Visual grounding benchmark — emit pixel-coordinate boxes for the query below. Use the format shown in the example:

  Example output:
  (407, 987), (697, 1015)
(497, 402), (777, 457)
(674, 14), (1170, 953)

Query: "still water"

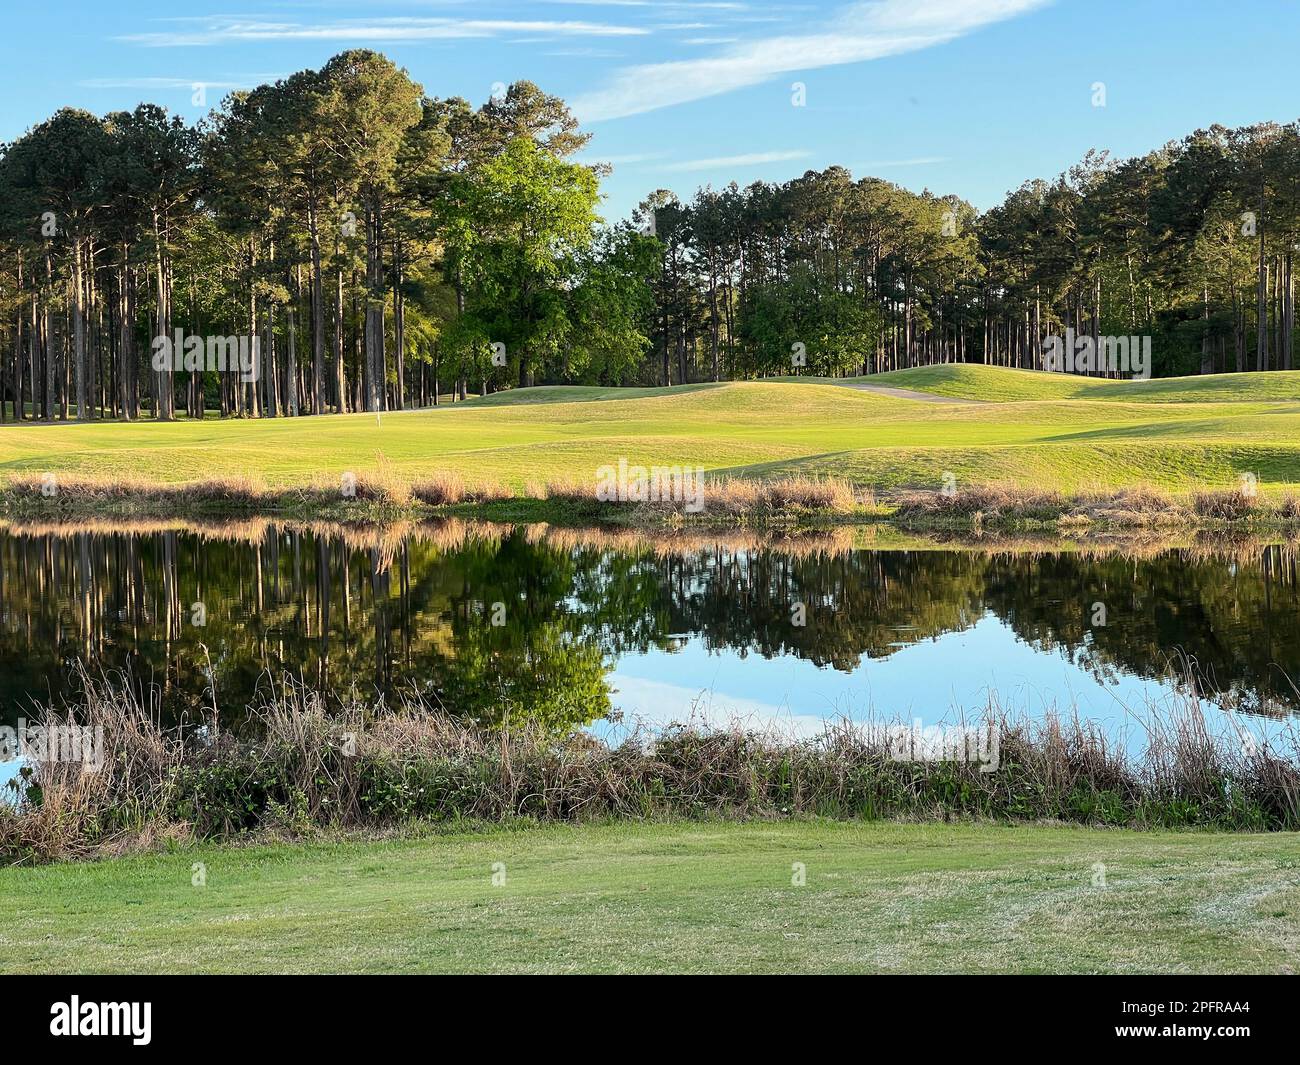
(0, 522), (1296, 752)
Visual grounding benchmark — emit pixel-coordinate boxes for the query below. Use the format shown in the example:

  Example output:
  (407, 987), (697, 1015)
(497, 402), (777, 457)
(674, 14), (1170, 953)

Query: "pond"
(0, 522), (1296, 755)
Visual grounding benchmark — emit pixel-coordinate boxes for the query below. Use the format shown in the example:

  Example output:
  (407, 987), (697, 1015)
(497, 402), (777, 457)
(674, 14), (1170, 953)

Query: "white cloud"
(572, 0), (1049, 121)
(660, 149), (810, 171)
(121, 17), (649, 47)
(544, 48), (628, 58)
(851, 155), (949, 168)
(582, 150), (672, 165)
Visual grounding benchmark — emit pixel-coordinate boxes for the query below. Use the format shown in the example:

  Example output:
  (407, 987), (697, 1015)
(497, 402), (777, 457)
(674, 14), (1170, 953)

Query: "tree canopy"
(0, 53), (1297, 424)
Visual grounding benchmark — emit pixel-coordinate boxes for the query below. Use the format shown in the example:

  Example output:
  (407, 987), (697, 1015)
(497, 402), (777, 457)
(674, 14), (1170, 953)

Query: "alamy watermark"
(862, 720), (999, 772)
(50, 997), (151, 1046)
(0, 718), (104, 773)
(151, 330), (261, 383)
(1042, 328), (1151, 380)
(596, 459), (705, 513)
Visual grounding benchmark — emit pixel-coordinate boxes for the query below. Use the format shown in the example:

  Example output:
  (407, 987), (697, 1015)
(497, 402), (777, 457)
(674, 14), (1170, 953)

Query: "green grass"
(3, 820), (1296, 973)
(3, 366), (1300, 497)
(870, 364), (1300, 404)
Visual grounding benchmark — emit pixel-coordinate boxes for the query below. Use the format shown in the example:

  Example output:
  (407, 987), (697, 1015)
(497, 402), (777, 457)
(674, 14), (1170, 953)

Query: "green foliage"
(0, 61), (655, 417)
(2, 59), (1296, 419)
(438, 136), (600, 387)
(566, 224), (658, 383)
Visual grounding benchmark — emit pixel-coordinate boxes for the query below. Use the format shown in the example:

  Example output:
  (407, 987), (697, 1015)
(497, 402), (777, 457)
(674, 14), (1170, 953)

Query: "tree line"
(0, 50), (653, 422)
(1, 50), (1298, 422)
(638, 122), (1300, 382)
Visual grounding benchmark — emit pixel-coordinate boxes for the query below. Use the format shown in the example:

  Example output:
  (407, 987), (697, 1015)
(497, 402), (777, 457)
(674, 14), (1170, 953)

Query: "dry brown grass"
(892, 481), (1300, 530)
(705, 475), (858, 515)
(411, 470), (466, 506)
(0, 670), (182, 863)
(4, 672), (1299, 863)
(526, 473), (859, 516)
(2, 461), (422, 513)
(1068, 484), (1186, 527)
(1278, 494), (1300, 520)
(1193, 486), (1259, 521)
(3, 471), (273, 508)
(529, 476), (589, 504)
(9, 465), (1300, 531)
(410, 471), (515, 506)
(893, 483), (1066, 522)
(347, 453), (412, 506)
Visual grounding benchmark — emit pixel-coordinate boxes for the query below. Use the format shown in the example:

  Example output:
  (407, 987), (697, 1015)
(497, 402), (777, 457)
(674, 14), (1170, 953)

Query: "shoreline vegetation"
(5, 469), (1300, 536)
(4, 511), (1298, 564)
(3, 673), (1298, 865)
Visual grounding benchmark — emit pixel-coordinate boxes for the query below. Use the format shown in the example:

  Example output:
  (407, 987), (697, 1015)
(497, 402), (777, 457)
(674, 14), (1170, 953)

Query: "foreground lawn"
(2, 366), (1300, 495)
(2, 821), (1297, 973)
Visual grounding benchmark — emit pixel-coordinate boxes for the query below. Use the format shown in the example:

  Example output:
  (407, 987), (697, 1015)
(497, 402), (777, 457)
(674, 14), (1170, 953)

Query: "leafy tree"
(444, 137), (599, 388)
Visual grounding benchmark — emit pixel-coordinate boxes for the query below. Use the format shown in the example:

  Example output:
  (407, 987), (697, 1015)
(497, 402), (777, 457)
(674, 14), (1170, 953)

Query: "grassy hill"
(3, 820), (1295, 973)
(2, 365), (1300, 497)
(869, 363), (1300, 404)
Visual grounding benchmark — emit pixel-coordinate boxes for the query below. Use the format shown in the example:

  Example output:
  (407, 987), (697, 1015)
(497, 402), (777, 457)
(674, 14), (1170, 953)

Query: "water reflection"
(0, 522), (1297, 733)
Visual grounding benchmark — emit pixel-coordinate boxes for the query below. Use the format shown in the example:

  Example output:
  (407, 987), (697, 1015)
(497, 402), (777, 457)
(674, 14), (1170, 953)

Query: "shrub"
(1193, 487), (1257, 521)
(3, 675), (1298, 864)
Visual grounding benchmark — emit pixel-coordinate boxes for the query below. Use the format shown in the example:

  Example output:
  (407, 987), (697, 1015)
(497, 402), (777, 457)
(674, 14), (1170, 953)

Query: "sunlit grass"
(3, 367), (1300, 495)
(872, 363), (1300, 404)
(2, 821), (1296, 973)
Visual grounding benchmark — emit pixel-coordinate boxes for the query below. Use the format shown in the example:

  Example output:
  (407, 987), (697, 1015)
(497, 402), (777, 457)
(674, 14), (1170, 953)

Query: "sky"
(2, 0), (1299, 222)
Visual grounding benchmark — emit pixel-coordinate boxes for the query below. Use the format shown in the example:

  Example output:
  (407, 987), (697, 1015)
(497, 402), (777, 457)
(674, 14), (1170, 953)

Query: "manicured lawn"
(871, 364), (1300, 404)
(1, 821), (1297, 973)
(2, 366), (1300, 495)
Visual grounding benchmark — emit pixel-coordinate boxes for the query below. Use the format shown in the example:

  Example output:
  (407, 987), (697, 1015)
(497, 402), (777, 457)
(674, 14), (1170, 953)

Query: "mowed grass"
(2, 821), (1297, 974)
(869, 364), (1300, 404)
(3, 365), (1300, 495)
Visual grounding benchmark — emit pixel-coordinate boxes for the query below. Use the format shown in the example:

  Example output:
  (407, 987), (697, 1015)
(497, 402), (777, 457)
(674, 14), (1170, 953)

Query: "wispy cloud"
(572, 0), (1049, 121)
(851, 155), (949, 168)
(543, 47), (628, 58)
(660, 149), (811, 171)
(583, 150), (673, 165)
(121, 16), (649, 47)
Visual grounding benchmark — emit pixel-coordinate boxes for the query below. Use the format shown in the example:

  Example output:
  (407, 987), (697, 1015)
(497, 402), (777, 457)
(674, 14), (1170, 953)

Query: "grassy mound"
(872, 364), (1300, 404)
(3, 368), (1300, 508)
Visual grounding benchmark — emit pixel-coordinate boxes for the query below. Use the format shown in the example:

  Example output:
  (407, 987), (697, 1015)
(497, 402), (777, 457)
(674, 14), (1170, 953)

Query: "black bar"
(2, 976), (1286, 1052)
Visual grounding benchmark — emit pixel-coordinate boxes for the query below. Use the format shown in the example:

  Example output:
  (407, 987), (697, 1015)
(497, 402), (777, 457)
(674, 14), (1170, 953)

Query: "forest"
(0, 48), (1297, 421)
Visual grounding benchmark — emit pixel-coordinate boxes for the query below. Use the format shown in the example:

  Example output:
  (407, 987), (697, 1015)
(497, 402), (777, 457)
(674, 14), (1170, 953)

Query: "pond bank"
(5, 473), (1300, 537)
(4, 676), (1298, 866)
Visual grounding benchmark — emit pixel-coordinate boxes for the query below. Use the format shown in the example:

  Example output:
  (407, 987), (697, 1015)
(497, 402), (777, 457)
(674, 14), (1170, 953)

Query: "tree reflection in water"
(0, 523), (1296, 729)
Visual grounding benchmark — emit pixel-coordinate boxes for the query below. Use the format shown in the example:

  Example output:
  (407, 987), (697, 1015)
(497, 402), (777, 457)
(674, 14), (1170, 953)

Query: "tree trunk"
(309, 199), (325, 415)
(1256, 214), (1268, 371)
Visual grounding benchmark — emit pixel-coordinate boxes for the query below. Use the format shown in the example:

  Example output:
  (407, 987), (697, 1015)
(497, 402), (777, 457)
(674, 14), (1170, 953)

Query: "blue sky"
(3, 0), (1299, 222)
